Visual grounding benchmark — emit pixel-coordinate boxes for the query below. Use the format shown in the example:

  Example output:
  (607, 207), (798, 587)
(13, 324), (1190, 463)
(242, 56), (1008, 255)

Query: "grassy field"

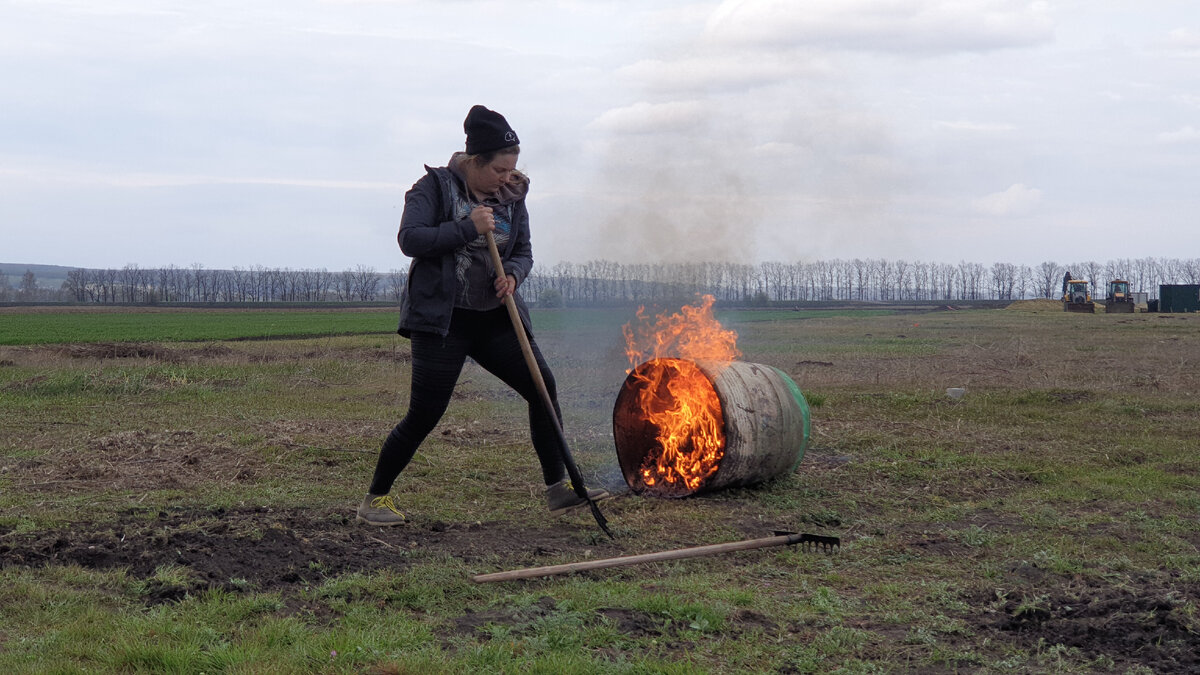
(1, 304), (1198, 673)
(0, 306), (889, 346)
(0, 307), (398, 345)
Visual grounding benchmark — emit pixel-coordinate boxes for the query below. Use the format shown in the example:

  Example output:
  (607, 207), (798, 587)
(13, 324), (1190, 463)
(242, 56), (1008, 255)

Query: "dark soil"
(966, 568), (1200, 673)
(58, 342), (175, 360)
(0, 505), (607, 602)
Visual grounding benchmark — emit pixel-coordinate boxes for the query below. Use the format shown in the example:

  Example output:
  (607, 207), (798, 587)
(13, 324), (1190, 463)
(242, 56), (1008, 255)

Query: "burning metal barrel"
(613, 358), (810, 497)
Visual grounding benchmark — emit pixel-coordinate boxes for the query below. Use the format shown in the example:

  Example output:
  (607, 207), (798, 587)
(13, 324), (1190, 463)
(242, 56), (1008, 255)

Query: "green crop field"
(0, 306), (889, 347)
(1, 305), (1198, 673)
(0, 308), (397, 345)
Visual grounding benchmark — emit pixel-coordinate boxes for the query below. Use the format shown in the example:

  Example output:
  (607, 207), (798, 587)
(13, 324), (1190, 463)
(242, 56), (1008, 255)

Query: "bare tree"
(18, 270), (38, 299)
(156, 265), (179, 303)
(941, 263), (959, 300)
(348, 265), (380, 301)
(1036, 261), (1060, 299)
(215, 269), (235, 302)
(1015, 265), (1032, 300)
(64, 269), (88, 302)
(955, 261), (986, 300)
(896, 259), (913, 300)
(990, 262), (1017, 300)
(387, 269), (407, 303)
(910, 261), (929, 300)
(117, 264), (138, 303)
(1080, 260), (1103, 298)
(1146, 258), (1168, 290)
(101, 268), (119, 303)
(1103, 259), (1127, 297)
(1181, 258), (1200, 285)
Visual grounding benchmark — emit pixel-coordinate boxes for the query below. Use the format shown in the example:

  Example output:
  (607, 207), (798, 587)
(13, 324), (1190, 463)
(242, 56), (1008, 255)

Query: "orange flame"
(623, 294), (740, 366)
(621, 295), (741, 493)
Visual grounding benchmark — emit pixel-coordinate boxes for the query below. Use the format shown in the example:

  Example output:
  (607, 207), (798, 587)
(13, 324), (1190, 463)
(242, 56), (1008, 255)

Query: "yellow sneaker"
(546, 480), (611, 516)
(356, 494), (406, 526)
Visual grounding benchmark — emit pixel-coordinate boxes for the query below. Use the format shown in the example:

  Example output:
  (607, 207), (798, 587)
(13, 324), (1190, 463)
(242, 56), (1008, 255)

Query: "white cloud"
(934, 120), (1017, 133)
(1161, 27), (1200, 56)
(703, 0), (1054, 54)
(616, 52), (834, 94)
(587, 101), (708, 134)
(751, 141), (803, 158)
(973, 183), (1043, 216)
(0, 158), (393, 190)
(1157, 125), (1200, 144)
(1171, 93), (1200, 110)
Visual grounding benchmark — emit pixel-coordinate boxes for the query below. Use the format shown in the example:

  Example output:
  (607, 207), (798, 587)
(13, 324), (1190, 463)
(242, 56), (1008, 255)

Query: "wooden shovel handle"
(484, 231), (613, 538)
(484, 232), (555, 417)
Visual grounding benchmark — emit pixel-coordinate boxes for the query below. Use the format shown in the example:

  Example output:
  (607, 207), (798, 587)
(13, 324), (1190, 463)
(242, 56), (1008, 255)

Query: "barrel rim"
(612, 357), (725, 497)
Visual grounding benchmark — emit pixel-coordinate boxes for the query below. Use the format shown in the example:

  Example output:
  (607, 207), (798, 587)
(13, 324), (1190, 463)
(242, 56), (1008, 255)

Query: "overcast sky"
(2, 1), (1197, 272)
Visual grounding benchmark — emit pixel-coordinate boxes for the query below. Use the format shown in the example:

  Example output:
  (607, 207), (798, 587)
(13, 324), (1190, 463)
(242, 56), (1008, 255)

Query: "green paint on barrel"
(769, 365), (810, 473)
(614, 359), (812, 497)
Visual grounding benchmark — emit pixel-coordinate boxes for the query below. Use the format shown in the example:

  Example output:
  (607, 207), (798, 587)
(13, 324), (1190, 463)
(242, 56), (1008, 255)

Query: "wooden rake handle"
(472, 532), (839, 583)
(484, 232), (556, 421)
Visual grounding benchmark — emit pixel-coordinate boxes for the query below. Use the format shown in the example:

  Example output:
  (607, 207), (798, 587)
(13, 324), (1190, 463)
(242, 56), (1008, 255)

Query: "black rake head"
(776, 531), (841, 553)
(798, 533), (841, 553)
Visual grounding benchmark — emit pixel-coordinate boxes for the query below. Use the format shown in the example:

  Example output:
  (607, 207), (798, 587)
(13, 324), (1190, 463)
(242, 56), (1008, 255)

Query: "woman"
(358, 105), (610, 526)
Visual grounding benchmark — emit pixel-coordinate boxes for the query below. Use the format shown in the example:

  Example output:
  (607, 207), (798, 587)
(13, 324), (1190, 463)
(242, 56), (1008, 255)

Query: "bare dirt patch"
(0, 506), (608, 600)
(14, 340), (411, 367)
(968, 574), (1200, 673)
(58, 342), (177, 360)
(11, 430), (267, 493)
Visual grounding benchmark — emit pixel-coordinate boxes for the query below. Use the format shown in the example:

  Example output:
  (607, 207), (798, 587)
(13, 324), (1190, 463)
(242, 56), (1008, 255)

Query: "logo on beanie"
(464, 105), (519, 154)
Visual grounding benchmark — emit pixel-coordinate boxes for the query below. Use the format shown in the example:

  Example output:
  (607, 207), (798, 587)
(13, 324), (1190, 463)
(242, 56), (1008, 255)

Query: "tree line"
(3, 257), (1198, 306)
(2, 264), (403, 305)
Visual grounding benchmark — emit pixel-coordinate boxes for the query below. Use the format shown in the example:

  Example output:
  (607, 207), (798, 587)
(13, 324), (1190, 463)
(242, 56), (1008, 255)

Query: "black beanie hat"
(464, 105), (519, 155)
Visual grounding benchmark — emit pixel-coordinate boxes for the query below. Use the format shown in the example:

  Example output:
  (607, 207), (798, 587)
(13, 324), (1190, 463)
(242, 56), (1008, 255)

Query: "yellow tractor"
(1062, 279), (1094, 313)
(1105, 279), (1135, 313)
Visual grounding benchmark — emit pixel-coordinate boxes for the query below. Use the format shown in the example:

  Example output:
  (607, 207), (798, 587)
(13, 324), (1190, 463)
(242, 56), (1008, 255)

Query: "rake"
(472, 531), (840, 583)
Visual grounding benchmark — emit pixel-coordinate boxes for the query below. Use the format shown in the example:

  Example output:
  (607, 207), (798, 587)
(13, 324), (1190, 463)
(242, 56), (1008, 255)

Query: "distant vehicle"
(1105, 279), (1135, 313)
(1158, 284), (1200, 313)
(1062, 279), (1094, 313)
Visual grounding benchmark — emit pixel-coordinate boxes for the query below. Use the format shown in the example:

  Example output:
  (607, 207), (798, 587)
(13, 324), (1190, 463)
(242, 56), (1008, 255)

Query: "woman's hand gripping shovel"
(485, 232), (614, 539)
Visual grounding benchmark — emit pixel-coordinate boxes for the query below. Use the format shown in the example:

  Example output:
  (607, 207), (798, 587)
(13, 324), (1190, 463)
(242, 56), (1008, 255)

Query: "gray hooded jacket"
(396, 158), (534, 338)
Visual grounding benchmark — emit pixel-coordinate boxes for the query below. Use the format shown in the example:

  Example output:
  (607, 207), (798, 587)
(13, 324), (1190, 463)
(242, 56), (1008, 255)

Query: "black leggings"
(368, 307), (567, 495)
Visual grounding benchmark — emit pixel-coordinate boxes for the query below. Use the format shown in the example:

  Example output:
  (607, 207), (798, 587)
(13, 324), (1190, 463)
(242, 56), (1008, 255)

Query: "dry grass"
(2, 307), (1198, 673)
(741, 309), (1199, 394)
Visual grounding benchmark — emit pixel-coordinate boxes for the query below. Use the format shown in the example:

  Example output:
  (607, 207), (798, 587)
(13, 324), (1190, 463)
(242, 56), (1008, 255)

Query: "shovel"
(485, 232), (614, 539)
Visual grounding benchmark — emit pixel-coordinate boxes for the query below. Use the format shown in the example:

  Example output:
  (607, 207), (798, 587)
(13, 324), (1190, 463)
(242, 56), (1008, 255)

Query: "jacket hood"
(448, 152), (529, 205)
